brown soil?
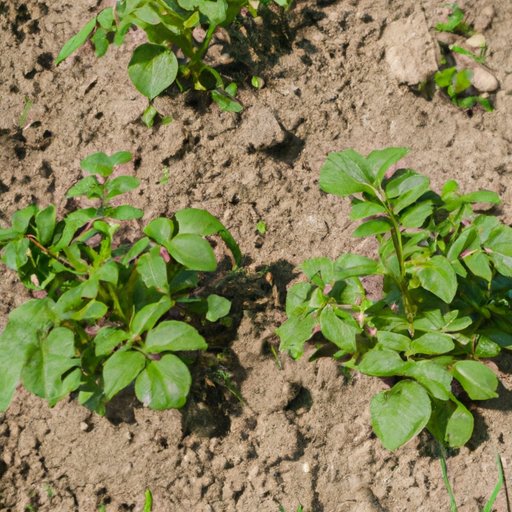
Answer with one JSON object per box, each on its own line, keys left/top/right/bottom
{"left": 1, "top": 0, "right": 512, "bottom": 511}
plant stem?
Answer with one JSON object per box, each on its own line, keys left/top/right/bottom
{"left": 26, "top": 235, "right": 79, "bottom": 274}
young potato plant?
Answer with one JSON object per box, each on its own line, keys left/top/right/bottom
{"left": 0, "top": 151, "right": 241, "bottom": 415}
{"left": 277, "top": 147, "right": 512, "bottom": 450}
{"left": 55, "top": 0, "right": 291, "bottom": 124}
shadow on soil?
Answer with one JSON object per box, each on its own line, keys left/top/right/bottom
{"left": 105, "top": 258, "right": 298, "bottom": 438}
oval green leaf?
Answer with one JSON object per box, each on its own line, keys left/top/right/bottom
{"left": 128, "top": 44, "right": 178, "bottom": 100}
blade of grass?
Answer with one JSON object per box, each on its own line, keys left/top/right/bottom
{"left": 482, "top": 455, "right": 504, "bottom": 512}
{"left": 438, "top": 442, "right": 458, "bottom": 512}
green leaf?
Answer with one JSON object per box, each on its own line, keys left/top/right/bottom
{"left": 91, "top": 27, "right": 109, "bottom": 57}
{"left": 485, "top": 225, "right": 512, "bottom": 277}
{"left": 276, "top": 313, "right": 317, "bottom": 359}
{"left": 105, "top": 205, "right": 144, "bottom": 220}
{"left": 81, "top": 152, "right": 114, "bottom": 177}
{"left": 301, "top": 257, "right": 333, "bottom": 285}
{"left": 145, "top": 321, "right": 207, "bottom": 352}
{"left": 461, "top": 190, "right": 501, "bottom": 205}
{"left": 390, "top": 175, "right": 430, "bottom": 213}
{"left": 199, "top": 0, "right": 227, "bottom": 24}
{"left": 128, "top": 44, "right": 178, "bottom": 100}
{"left": 371, "top": 380, "right": 431, "bottom": 450}
{"left": 2, "top": 238, "right": 30, "bottom": 271}
{"left": 401, "top": 361, "right": 452, "bottom": 400}
{"left": 400, "top": 201, "right": 433, "bottom": 228}
{"left": 452, "top": 361, "right": 498, "bottom": 400}
{"left": 105, "top": 176, "right": 140, "bottom": 200}
{"left": 349, "top": 199, "right": 387, "bottom": 220}
{"left": 175, "top": 208, "right": 225, "bottom": 235}
{"left": 137, "top": 247, "right": 169, "bottom": 293}
{"left": 353, "top": 219, "right": 392, "bottom": 238}
{"left": 55, "top": 17, "right": 97, "bottom": 65}
{"left": 144, "top": 218, "right": 174, "bottom": 247}
{"left": 95, "top": 261, "right": 119, "bottom": 285}
{"left": 453, "top": 69, "right": 472, "bottom": 94}
{"left": 376, "top": 331, "right": 411, "bottom": 351}
{"left": 103, "top": 350, "right": 146, "bottom": 400}
{"left": 94, "top": 328, "right": 129, "bottom": 356}
{"left": 319, "top": 306, "right": 358, "bottom": 354}
{"left": 130, "top": 296, "right": 173, "bottom": 337}
{"left": 109, "top": 151, "right": 133, "bottom": 167}
{"left": 334, "top": 253, "right": 379, "bottom": 279}
{"left": 435, "top": 67, "right": 456, "bottom": 88}
{"left": 68, "top": 300, "right": 108, "bottom": 321}
{"left": 135, "top": 354, "right": 192, "bottom": 409}
{"left": 66, "top": 176, "right": 103, "bottom": 199}
{"left": 35, "top": 205, "right": 56, "bottom": 245}
{"left": 206, "top": 294, "right": 231, "bottom": 322}
{"left": 22, "top": 327, "right": 80, "bottom": 402}
{"left": 285, "top": 282, "right": 312, "bottom": 315}
{"left": 366, "top": 147, "right": 409, "bottom": 184}
{"left": 211, "top": 88, "right": 243, "bottom": 113}
{"left": 410, "top": 333, "right": 455, "bottom": 355}
{"left": 428, "top": 398, "right": 474, "bottom": 447}
{"left": 463, "top": 251, "right": 492, "bottom": 281}
{"left": 357, "top": 348, "right": 407, "bottom": 376}
{"left": 167, "top": 234, "right": 216, "bottom": 271}
{"left": 97, "top": 7, "right": 115, "bottom": 29}
{"left": 142, "top": 104, "right": 158, "bottom": 128}
{"left": 12, "top": 205, "right": 37, "bottom": 234}
{"left": 319, "top": 149, "right": 376, "bottom": 197}
{"left": 415, "top": 255, "right": 458, "bottom": 303}
{"left": 121, "top": 237, "right": 150, "bottom": 265}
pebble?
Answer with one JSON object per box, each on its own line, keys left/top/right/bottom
{"left": 466, "top": 33, "right": 486, "bottom": 49}
{"left": 472, "top": 67, "right": 499, "bottom": 92}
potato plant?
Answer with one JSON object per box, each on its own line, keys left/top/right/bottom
{"left": 55, "top": 0, "right": 291, "bottom": 124}
{"left": 278, "top": 147, "right": 512, "bottom": 450}
{"left": 0, "top": 151, "right": 241, "bottom": 415}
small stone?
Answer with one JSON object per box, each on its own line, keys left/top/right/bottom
{"left": 466, "top": 33, "right": 486, "bottom": 49}
{"left": 472, "top": 67, "right": 499, "bottom": 92}
{"left": 79, "top": 422, "right": 90, "bottom": 432}
{"left": 302, "top": 462, "right": 310, "bottom": 473}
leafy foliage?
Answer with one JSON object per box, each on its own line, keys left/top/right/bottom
{"left": 55, "top": 0, "right": 291, "bottom": 121}
{"left": 0, "top": 151, "right": 241, "bottom": 415}
{"left": 433, "top": 4, "right": 493, "bottom": 111}
{"left": 435, "top": 3, "right": 473, "bottom": 36}
{"left": 277, "top": 147, "right": 511, "bottom": 450}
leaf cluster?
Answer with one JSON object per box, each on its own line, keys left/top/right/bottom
{"left": 55, "top": 0, "right": 291, "bottom": 122}
{"left": 278, "top": 147, "right": 512, "bottom": 450}
{"left": 435, "top": 3, "right": 473, "bottom": 36}
{"left": 0, "top": 151, "right": 241, "bottom": 415}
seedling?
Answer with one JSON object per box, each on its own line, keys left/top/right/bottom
{"left": 435, "top": 3, "right": 473, "bottom": 36}
{"left": 256, "top": 220, "right": 267, "bottom": 235}
{"left": 55, "top": 0, "right": 291, "bottom": 123}
{"left": 0, "top": 151, "right": 241, "bottom": 415}
{"left": 278, "top": 147, "right": 512, "bottom": 450}
{"left": 434, "top": 4, "right": 493, "bottom": 111}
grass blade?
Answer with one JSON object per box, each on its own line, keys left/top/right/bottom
{"left": 438, "top": 443, "right": 458, "bottom": 512}
{"left": 482, "top": 455, "right": 504, "bottom": 512}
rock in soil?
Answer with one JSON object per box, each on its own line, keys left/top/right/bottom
{"left": 383, "top": 10, "right": 438, "bottom": 85}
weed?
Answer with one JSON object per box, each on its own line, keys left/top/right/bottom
{"left": 435, "top": 3, "right": 473, "bottom": 36}
{"left": 0, "top": 151, "right": 241, "bottom": 415}
{"left": 278, "top": 147, "right": 512, "bottom": 450}
{"left": 434, "top": 4, "right": 493, "bottom": 111}
{"left": 439, "top": 444, "right": 505, "bottom": 511}
{"left": 55, "top": 0, "right": 292, "bottom": 123}
{"left": 256, "top": 220, "right": 267, "bottom": 235}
